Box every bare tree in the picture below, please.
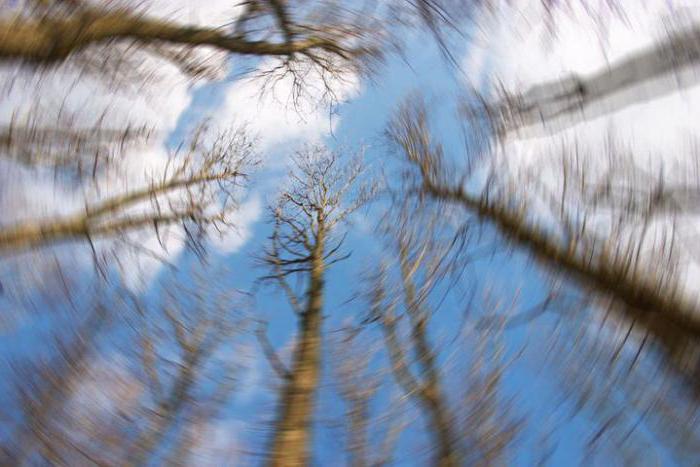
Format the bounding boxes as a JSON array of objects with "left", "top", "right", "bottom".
[
  {"left": 0, "top": 126, "right": 254, "bottom": 256},
  {"left": 0, "top": 264, "right": 248, "bottom": 466},
  {"left": 387, "top": 97, "right": 700, "bottom": 392},
  {"left": 539, "top": 303, "right": 700, "bottom": 465},
  {"left": 365, "top": 211, "right": 520, "bottom": 466},
  {"left": 123, "top": 269, "right": 248, "bottom": 466},
  {"left": 0, "top": 0, "right": 473, "bottom": 259},
  {"left": 369, "top": 245, "right": 461, "bottom": 467},
  {"left": 0, "top": 302, "right": 108, "bottom": 466},
  {"left": 384, "top": 93, "right": 700, "bottom": 465},
  {"left": 259, "top": 144, "right": 373, "bottom": 466}
]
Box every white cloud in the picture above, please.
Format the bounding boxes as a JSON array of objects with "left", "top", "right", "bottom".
[
  {"left": 214, "top": 60, "right": 361, "bottom": 157},
  {"left": 132, "top": 0, "right": 241, "bottom": 27},
  {"left": 187, "top": 419, "right": 243, "bottom": 466}
]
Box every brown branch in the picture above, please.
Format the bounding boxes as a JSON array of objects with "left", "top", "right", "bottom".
[
  {"left": 391, "top": 99, "right": 700, "bottom": 345},
  {"left": 390, "top": 97, "right": 700, "bottom": 398},
  {"left": 0, "top": 7, "right": 366, "bottom": 65},
  {"left": 0, "top": 159, "right": 244, "bottom": 254},
  {"left": 257, "top": 321, "right": 291, "bottom": 380}
]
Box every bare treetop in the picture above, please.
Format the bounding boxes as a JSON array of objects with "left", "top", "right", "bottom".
[{"left": 262, "top": 145, "right": 376, "bottom": 283}]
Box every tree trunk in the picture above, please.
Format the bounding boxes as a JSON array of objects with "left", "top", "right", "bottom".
[{"left": 268, "top": 228, "right": 326, "bottom": 467}]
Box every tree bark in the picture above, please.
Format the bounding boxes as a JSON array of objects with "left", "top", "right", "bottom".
[
  {"left": 0, "top": 9, "right": 352, "bottom": 64},
  {"left": 268, "top": 225, "right": 326, "bottom": 467}
]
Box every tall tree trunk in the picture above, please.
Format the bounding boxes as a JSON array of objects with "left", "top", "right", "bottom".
[{"left": 268, "top": 227, "right": 326, "bottom": 467}]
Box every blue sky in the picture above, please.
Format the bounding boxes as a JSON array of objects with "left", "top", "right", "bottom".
[{"left": 1, "top": 2, "right": 697, "bottom": 465}]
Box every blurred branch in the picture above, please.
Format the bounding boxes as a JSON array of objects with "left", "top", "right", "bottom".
[
  {"left": 256, "top": 320, "right": 290, "bottom": 380},
  {"left": 372, "top": 240, "right": 460, "bottom": 467},
  {"left": 1, "top": 304, "right": 108, "bottom": 465},
  {"left": 0, "top": 4, "right": 373, "bottom": 66},
  {"left": 388, "top": 98, "right": 700, "bottom": 377},
  {"left": 125, "top": 272, "right": 244, "bottom": 466},
  {"left": 0, "top": 122, "right": 152, "bottom": 169},
  {"left": 490, "top": 22, "right": 700, "bottom": 135},
  {"left": 331, "top": 326, "right": 382, "bottom": 467},
  {"left": 0, "top": 128, "right": 252, "bottom": 254}
]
